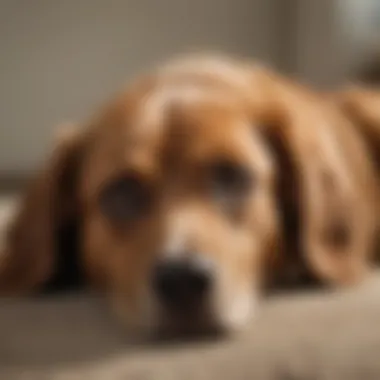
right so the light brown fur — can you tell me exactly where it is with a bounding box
[0,54,378,335]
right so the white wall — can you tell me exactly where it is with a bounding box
[0,0,281,173]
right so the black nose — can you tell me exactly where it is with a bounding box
[152,258,212,312]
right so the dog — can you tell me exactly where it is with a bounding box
[334,86,380,172]
[0,53,378,338]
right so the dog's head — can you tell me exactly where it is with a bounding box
[0,55,375,337]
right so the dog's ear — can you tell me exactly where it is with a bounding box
[257,76,377,287]
[335,87,380,171]
[0,123,86,295]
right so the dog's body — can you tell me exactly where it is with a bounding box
[0,54,379,337]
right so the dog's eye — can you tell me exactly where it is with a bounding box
[209,161,253,200]
[99,175,152,222]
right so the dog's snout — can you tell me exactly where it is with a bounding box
[152,257,212,312]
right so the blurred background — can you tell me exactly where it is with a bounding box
[0,0,380,182]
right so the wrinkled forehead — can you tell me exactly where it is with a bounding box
[83,80,272,192]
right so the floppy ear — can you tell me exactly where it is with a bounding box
[258,77,377,287]
[0,123,85,295]
[335,87,380,171]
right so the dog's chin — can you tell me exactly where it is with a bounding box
[151,302,255,342]
[152,317,224,343]
[111,292,256,343]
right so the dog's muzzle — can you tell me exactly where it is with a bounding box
[151,254,213,317]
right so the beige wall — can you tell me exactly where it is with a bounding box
[0,0,283,173]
